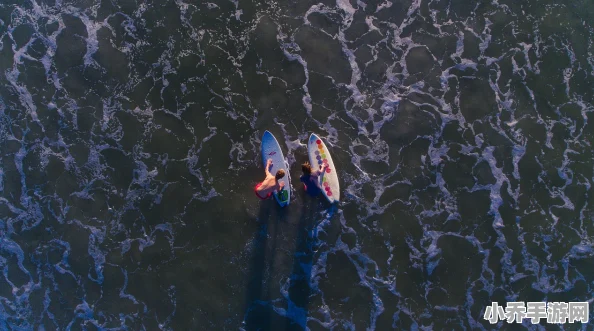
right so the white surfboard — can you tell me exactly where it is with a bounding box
[261,130,291,207]
[307,133,340,203]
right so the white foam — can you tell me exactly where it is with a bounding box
[375,1,392,13]
[336,0,357,16]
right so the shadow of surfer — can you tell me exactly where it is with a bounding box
[283,187,337,330]
[242,199,288,330]
[283,195,318,330]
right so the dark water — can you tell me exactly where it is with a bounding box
[1,0,593,329]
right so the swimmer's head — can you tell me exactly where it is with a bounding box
[275,169,286,180]
[302,162,312,175]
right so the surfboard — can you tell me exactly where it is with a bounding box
[307,133,340,203]
[261,130,291,207]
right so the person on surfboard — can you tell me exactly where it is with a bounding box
[255,159,286,200]
[300,161,328,196]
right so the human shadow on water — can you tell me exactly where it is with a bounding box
[242,186,334,331]
[242,199,288,330]
[284,194,321,330]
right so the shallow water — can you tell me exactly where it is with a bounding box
[0,0,593,329]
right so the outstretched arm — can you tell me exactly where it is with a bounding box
[265,159,273,176]
[314,163,328,176]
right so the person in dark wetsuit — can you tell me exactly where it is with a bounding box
[300,161,328,196]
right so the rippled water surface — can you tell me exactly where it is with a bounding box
[0,0,593,329]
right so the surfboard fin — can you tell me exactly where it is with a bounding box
[278,189,289,203]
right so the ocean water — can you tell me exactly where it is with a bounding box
[0,0,593,329]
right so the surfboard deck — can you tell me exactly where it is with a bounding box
[307,133,340,203]
[261,130,291,207]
